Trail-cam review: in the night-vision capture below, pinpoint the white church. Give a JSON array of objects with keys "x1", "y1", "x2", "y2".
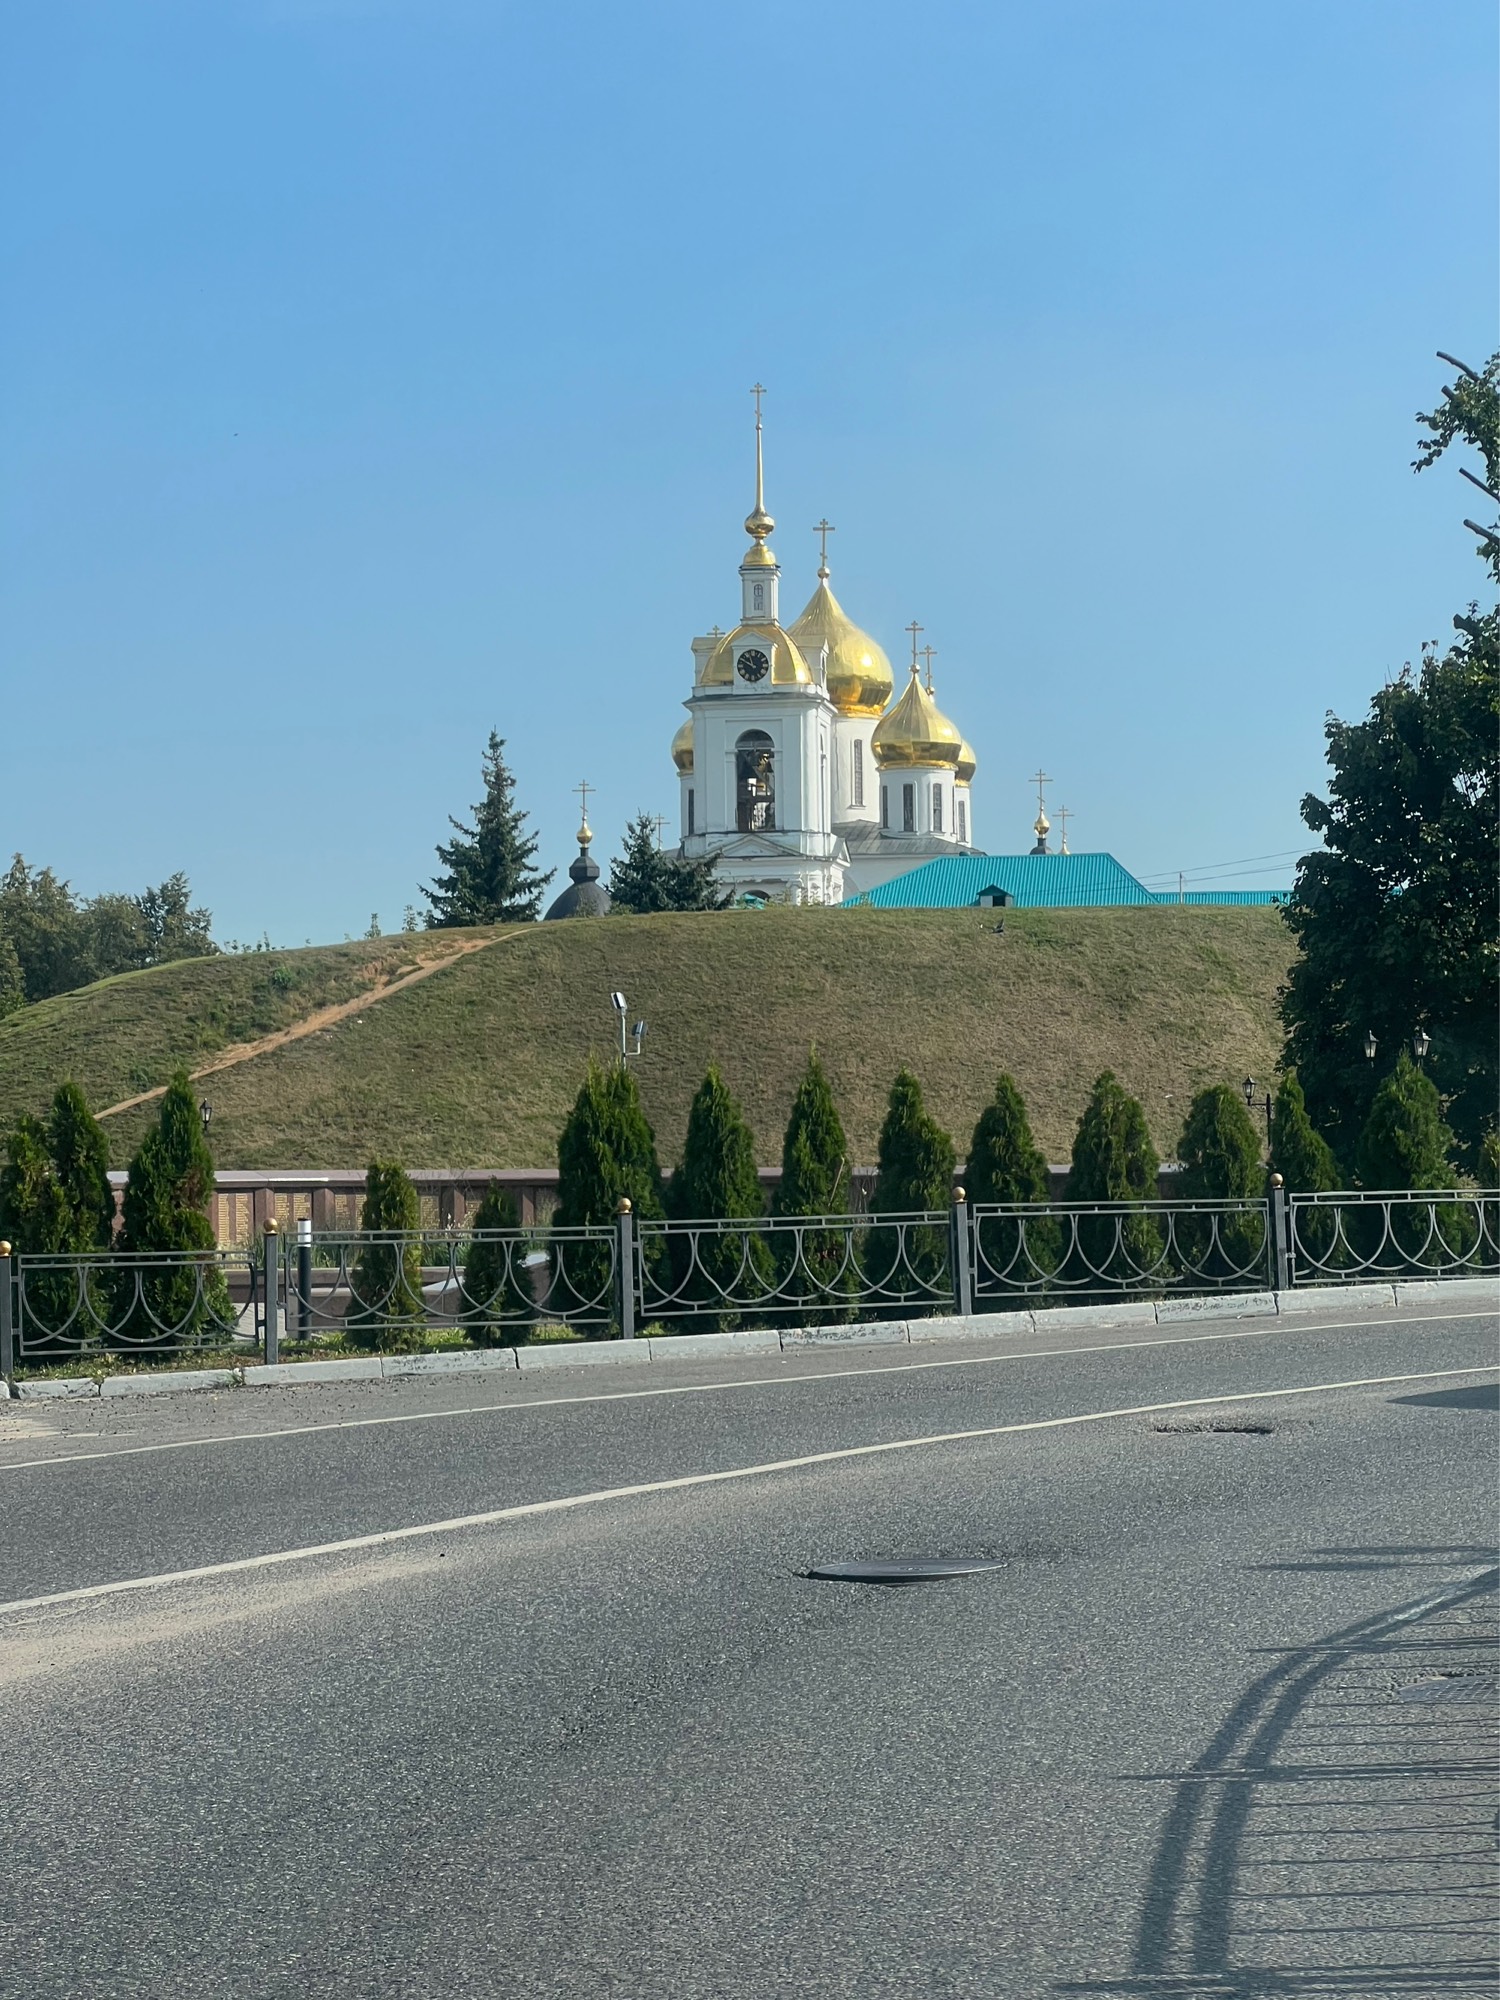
[{"x1": 670, "y1": 399, "x2": 981, "y2": 904}]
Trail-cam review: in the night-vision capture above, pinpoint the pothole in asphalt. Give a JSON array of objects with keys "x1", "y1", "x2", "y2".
[
  {"x1": 1396, "y1": 1671, "x2": 1498, "y2": 1703},
  {"x1": 802, "y1": 1559, "x2": 1005, "y2": 1586},
  {"x1": 1152, "y1": 1417, "x2": 1275, "y2": 1435}
]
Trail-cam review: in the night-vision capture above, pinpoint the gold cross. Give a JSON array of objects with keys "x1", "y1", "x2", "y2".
[
  {"x1": 1031, "y1": 768, "x2": 1051, "y2": 815},
  {"x1": 573, "y1": 778, "x2": 592, "y2": 824},
  {"x1": 905, "y1": 620, "x2": 924, "y2": 671},
  {"x1": 921, "y1": 644, "x2": 937, "y2": 693},
  {"x1": 1057, "y1": 804, "x2": 1072, "y2": 853},
  {"x1": 751, "y1": 382, "x2": 766, "y2": 422},
  {"x1": 814, "y1": 518, "x2": 835, "y2": 568}
]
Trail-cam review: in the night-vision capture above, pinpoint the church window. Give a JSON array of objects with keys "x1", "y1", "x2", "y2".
[
  {"x1": 932, "y1": 785, "x2": 943, "y2": 834},
  {"x1": 687, "y1": 789, "x2": 695, "y2": 835},
  {"x1": 880, "y1": 785, "x2": 889, "y2": 830},
  {"x1": 902, "y1": 783, "x2": 915, "y2": 833},
  {"x1": 852, "y1": 739, "x2": 865, "y2": 808},
  {"x1": 957, "y1": 798, "x2": 967, "y2": 845},
  {"x1": 735, "y1": 730, "x2": 776, "y2": 833},
  {"x1": 752, "y1": 582, "x2": 764, "y2": 611}
]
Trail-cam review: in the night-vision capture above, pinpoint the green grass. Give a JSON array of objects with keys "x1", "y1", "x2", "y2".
[{"x1": 0, "y1": 904, "x2": 1295, "y2": 1169}]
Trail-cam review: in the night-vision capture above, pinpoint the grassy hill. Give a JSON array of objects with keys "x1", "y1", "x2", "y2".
[{"x1": 0, "y1": 906, "x2": 1294, "y2": 1170}]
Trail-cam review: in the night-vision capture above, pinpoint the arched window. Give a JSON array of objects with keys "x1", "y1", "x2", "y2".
[
  {"x1": 957, "y1": 798, "x2": 967, "y2": 845},
  {"x1": 932, "y1": 784, "x2": 943, "y2": 834},
  {"x1": 852, "y1": 739, "x2": 865, "y2": 808},
  {"x1": 752, "y1": 581, "x2": 764, "y2": 611},
  {"x1": 736, "y1": 730, "x2": 776, "y2": 833}
]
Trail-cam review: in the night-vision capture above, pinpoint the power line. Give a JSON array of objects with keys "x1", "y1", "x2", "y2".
[{"x1": 1137, "y1": 846, "x2": 1308, "y2": 885}]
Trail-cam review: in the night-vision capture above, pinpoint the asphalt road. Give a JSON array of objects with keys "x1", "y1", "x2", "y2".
[{"x1": 1, "y1": 1300, "x2": 1495, "y2": 1998}]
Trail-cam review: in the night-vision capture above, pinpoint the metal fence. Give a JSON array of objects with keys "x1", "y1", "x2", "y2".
[{"x1": 1, "y1": 1185, "x2": 1495, "y2": 1371}]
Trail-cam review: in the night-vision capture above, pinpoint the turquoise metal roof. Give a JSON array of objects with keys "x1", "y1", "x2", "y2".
[{"x1": 844, "y1": 854, "x2": 1288, "y2": 910}]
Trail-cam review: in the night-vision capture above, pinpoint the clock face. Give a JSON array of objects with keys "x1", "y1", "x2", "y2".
[{"x1": 736, "y1": 647, "x2": 770, "y2": 683}]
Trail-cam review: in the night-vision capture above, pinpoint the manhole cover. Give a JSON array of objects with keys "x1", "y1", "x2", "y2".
[
  {"x1": 1153, "y1": 1418, "x2": 1274, "y2": 1435},
  {"x1": 804, "y1": 1559, "x2": 1003, "y2": 1586}
]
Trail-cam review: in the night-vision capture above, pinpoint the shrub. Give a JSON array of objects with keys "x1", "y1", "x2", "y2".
[
  {"x1": 866, "y1": 1070, "x2": 955, "y2": 1309},
  {"x1": 351, "y1": 1161, "x2": 424, "y2": 1350},
  {"x1": 1175, "y1": 1085, "x2": 1267, "y2": 1281},
  {"x1": 551, "y1": 1060, "x2": 665, "y2": 1329},
  {"x1": 1271, "y1": 1071, "x2": 1340, "y2": 1192},
  {"x1": 965, "y1": 1073, "x2": 1058, "y2": 1298},
  {"x1": 1063, "y1": 1072, "x2": 1164, "y2": 1291},
  {"x1": 461, "y1": 1181, "x2": 533, "y2": 1344},
  {"x1": 666, "y1": 1068, "x2": 770, "y2": 1329},
  {"x1": 772, "y1": 1050, "x2": 855, "y2": 1322},
  {"x1": 1354, "y1": 1054, "x2": 1472, "y2": 1270},
  {"x1": 115, "y1": 1072, "x2": 232, "y2": 1348}
]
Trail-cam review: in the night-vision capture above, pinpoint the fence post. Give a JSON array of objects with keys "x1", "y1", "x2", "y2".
[
  {"x1": 0, "y1": 1242, "x2": 13, "y2": 1379},
  {"x1": 297, "y1": 1217, "x2": 312, "y2": 1341},
  {"x1": 951, "y1": 1190, "x2": 973, "y2": 1318},
  {"x1": 1268, "y1": 1175, "x2": 1292, "y2": 1294},
  {"x1": 264, "y1": 1218, "x2": 280, "y2": 1366},
  {"x1": 616, "y1": 1199, "x2": 636, "y2": 1341}
]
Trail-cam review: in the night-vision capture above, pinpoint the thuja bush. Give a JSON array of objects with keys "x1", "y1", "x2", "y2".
[
  {"x1": 965, "y1": 1073, "x2": 1059, "y2": 1299},
  {"x1": 865, "y1": 1070, "x2": 955, "y2": 1311},
  {"x1": 462, "y1": 1181, "x2": 533, "y2": 1344},
  {"x1": 114, "y1": 1072, "x2": 232, "y2": 1348},
  {"x1": 351, "y1": 1160, "x2": 425, "y2": 1350},
  {"x1": 551, "y1": 1060, "x2": 665, "y2": 1329},
  {"x1": 772, "y1": 1050, "x2": 855, "y2": 1323},
  {"x1": 1063, "y1": 1072, "x2": 1164, "y2": 1292},
  {"x1": 1353, "y1": 1055, "x2": 1474, "y2": 1271},
  {"x1": 665, "y1": 1068, "x2": 770, "y2": 1329},
  {"x1": 1175, "y1": 1085, "x2": 1267, "y2": 1281}
]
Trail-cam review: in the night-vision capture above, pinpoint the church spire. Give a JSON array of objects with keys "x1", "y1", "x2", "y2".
[
  {"x1": 743, "y1": 382, "x2": 774, "y2": 546},
  {"x1": 738, "y1": 383, "x2": 779, "y2": 623}
]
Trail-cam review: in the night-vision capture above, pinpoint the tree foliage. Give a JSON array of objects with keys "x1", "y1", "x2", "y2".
[
  {"x1": 1176, "y1": 1086, "x2": 1262, "y2": 1200},
  {"x1": 666, "y1": 1068, "x2": 769, "y2": 1326},
  {"x1": 771, "y1": 1050, "x2": 854, "y2": 1321},
  {"x1": 1064, "y1": 1072, "x2": 1163, "y2": 1289},
  {"x1": 965, "y1": 1073, "x2": 1058, "y2": 1298},
  {"x1": 351, "y1": 1160, "x2": 424, "y2": 1348},
  {"x1": 1356, "y1": 1052, "x2": 1458, "y2": 1192},
  {"x1": 552, "y1": 1060, "x2": 665, "y2": 1328},
  {"x1": 1282, "y1": 354, "x2": 1499, "y2": 1170},
  {"x1": 461, "y1": 1181, "x2": 532, "y2": 1344},
  {"x1": 609, "y1": 812, "x2": 729, "y2": 913},
  {"x1": 423, "y1": 731, "x2": 553, "y2": 926},
  {"x1": 116, "y1": 1072, "x2": 231, "y2": 1345},
  {"x1": 866, "y1": 1070, "x2": 955, "y2": 1308},
  {"x1": 0, "y1": 857, "x2": 214, "y2": 1007},
  {"x1": 1270, "y1": 1072, "x2": 1339, "y2": 1193}
]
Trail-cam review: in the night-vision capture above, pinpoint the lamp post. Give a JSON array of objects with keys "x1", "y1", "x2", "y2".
[
  {"x1": 1412, "y1": 1028, "x2": 1431, "y2": 1067},
  {"x1": 199, "y1": 1099, "x2": 213, "y2": 1133},
  {"x1": 609, "y1": 992, "x2": 647, "y2": 1062},
  {"x1": 1242, "y1": 1075, "x2": 1273, "y2": 1160},
  {"x1": 1363, "y1": 1030, "x2": 1378, "y2": 1064}
]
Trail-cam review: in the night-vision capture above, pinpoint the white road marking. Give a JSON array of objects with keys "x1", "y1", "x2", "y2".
[
  {"x1": 2, "y1": 1306, "x2": 1494, "y2": 1477},
  {"x1": 1, "y1": 1364, "x2": 1492, "y2": 1621}
]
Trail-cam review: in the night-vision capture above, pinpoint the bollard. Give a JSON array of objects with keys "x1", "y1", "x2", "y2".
[
  {"x1": 616, "y1": 1198, "x2": 635, "y2": 1341},
  {"x1": 950, "y1": 1190, "x2": 973, "y2": 1317},
  {"x1": 0, "y1": 1240, "x2": 12, "y2": 1379},
  {"x1": 297, "y1": 1216, "x2": 313, "y2": 1342},
  {"x1": 264, "y1": 1218, "x2": 280, "y2": 1366},
  {"x1": 1267, "y1": 1174, "x2": 1292, "y2": 1294}
]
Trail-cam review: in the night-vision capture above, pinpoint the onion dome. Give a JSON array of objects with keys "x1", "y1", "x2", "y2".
[
  {"x1": 544, "y1": 820, "x2": 611, "y2": 920},
  {"x1": 671, "y1": 715, "x2": 694, "y2": 774},
  {"x1": 697, "y1": 624, "x2": 814, "y2": 688},
  {"x1": 956, "y1": 738, "x2": 977, "y2": 785},
  {"x1": 788, "y1": 572, "x2": 894, "y2": 718},
  {"x1": 871, "y1": 666, "x2": 964, "y2": 769}
]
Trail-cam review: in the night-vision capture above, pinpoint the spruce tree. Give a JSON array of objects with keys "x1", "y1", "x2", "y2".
[
  {"x1": 422, "y1": 731, "x2": 553, "y2": 927},
  {"x1": 461, "y1": 1181, "x2": 532, "y2": 1344},
  {"x1": 1175, "y1": 1084, "x2": 1267, "y2": 1281},
  {"x1": 665, "y1": 1069, "x2": 769, "y2": 1328},
  {"x1": 351, "y1": 1161, "x2": 425, "y2": 1349},
  {"x1": 609, "y1": 811, "x2": 729, "y2": 913},
  {"x1": 966, "y1": 1074, "x2": 1058, "y2": 1298},
  {"x1": 772, "y1": 1051, "x2": 854, "y2": 1322},
  {"x1": 552, "y1": 1060, "x2": 665, "y2": 1328},
  {"x1": 0, "y1": 934, "x2": 23, "y2": 1019},
  {"x1": 866, "y1": 1070, "x2": 955, "y2": 1310},
  {"x1": 1271, "y1": 1071, "x2": 1340, "y2": 1192},
  {"x1": 116, "y1": 1072, "x2": 231, "y2": 1348},
  {"x1": 1064, "y1": 1073, "x2": 1164, "y2": 1293}
]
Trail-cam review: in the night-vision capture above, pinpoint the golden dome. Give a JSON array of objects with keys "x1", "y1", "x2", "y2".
[
  {"x1": 871, "y1": 668, "x2": 965, "y2": 769},
  {"x1": 670, "y1": 715, "x2": 694, "y2": 773},
  {"x1": 788, "y1": 576, "x2": 894, "y2": 718},
  {"x1": 697, "y1": 622, "x2": 815, "y2": 688},
  {"x1": 956, "y1": 738, "x2": 977, "y2": 784},
  {"x1": 740, "y1": 541, "x2": 776, "y2": 570}
]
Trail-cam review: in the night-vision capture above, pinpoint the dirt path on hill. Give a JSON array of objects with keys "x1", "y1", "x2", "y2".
[{"x1": 97, "y1": 934, "x2": 507, "y2": 1121}]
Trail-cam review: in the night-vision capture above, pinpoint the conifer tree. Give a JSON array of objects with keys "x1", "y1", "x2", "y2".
[
  {"x1": 771, "y1": 1050, "x2": 854, "y2": 1321},
  {"x1": 1270, "y1": 1072, "x2": 1340, "y2": 1193},
  {"x1": 49, "y1": 1082, "x2": 113, "y2": 1251},
  {"x1": 461, "y1": 1181, "x2": 532, "y2": 1344},
  {"x1": 609, "y1": 811, "x2": 729, "y2": 913},
  {"x1": 966, "y1": 1074, "x2": 1058, "y2": 1298},
  {"x1": 1064, "y1": 1072, "x2": 1164, "y2": 1291},
  {"x1": 866, "y1": 1070, "x2": 955, "y2": 1310},
  {"x1": 422, "y1": 731, "x2": 553, "y2": 927},
  {"x1": 1175, "y1": 1084, "x2": 1266, "y2": 1281},
  {"x1": 1357, "y1": 1054, "x2": 1458, "y2": 1192},
  {"x1": 0, "y1": 1114, "x2": 65, "y2": 1254},
  {"x1": 665, "y1": 1069, "x2": 769, "y2": 1327},
  {"x1": 552, "y1": 1060, "x2": 665, "y2": 1328},
  {"x1": 116, "y1": 1072, "x2": 232, "y2": 1347},
  {"x1": 0, "y1": 935, "x2": 23, "y2": 1019},
  {"x1": 351, "y1": 1160, "x2": 424, "y2": 1348}
]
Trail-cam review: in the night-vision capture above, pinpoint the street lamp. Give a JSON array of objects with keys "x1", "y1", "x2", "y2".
[
  {"x1": 1242, "y1": 1075, "x2": 1273, "y2": 1157},
  {"x1": 1363, "y1": 1030, "x2": 1378, "y2": 1063},
  {"x1": 609, "y1": 993, "x2": 647, "y2": 1060},
  {"x1": 199, "y1": 1099, "x2": 212, "y2": 1132},
  {"x1": 1412, "y1": 1028, "x2": 1431, "y2": 1065}
]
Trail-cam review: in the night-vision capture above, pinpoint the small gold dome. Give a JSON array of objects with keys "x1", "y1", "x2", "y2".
[
  {"x1": 697, "y1": 622, "x2": 815, "y2": 688},
  {"x1": 788, "y1": 576, "x2": 894, "y2": 718},
  {"x1": 740, "y1": 541, "x2": 777, "y2": 570},
  {"x1": 671, "y1": 715, "x2": 694, "y2": 773},
  {"x1": 871, "y1": 669, "x2": 965, "y2": 769},
  {"x1": 956, "y1": 738, "x2": 977, "y2": 784}
]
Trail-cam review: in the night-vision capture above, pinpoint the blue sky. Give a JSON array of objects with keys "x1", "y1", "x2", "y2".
[{"x1": 3, "y1": 0, "x2": 1494, "y2": 941}]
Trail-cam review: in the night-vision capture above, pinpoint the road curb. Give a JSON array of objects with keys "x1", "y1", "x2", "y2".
[{"x1": 5, "y1": 1277, "x2": 1488, "y2": 1402}]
